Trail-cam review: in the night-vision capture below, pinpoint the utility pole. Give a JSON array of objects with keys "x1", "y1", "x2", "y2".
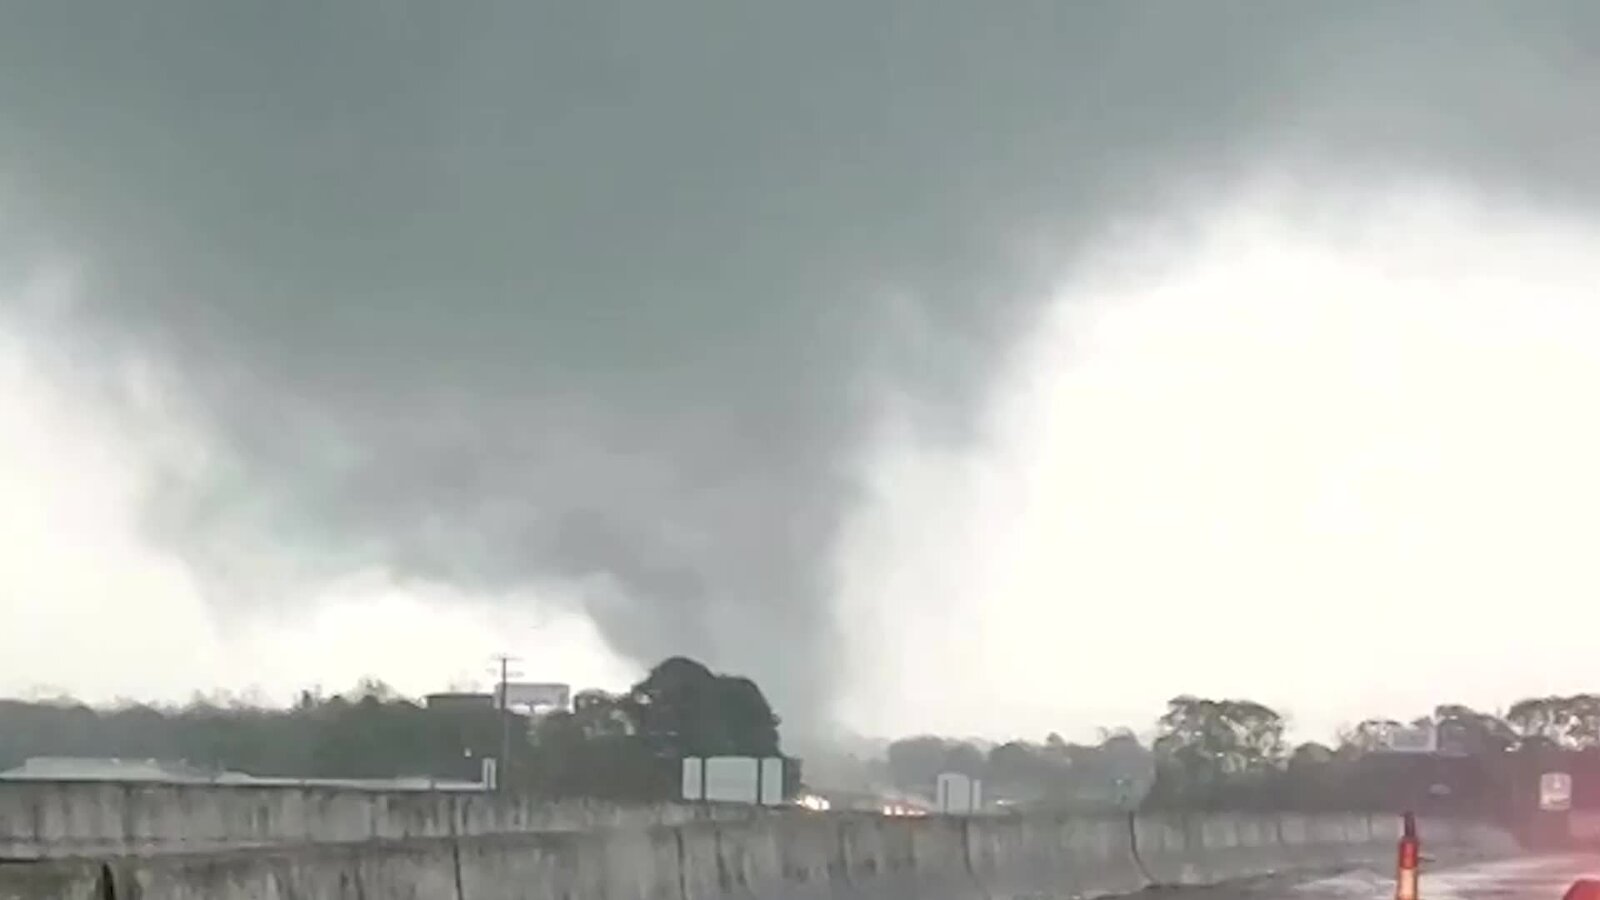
[
  {"x1": 491, "y1": 653, "x2": 520, "y2": 793},
  {"x1": 487, "y1": 619, "x2": 547, "y2": 794}
]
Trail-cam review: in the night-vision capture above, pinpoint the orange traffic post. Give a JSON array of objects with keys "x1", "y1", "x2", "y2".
[{"x1": 1396, "y1": 811, "x2": 1420, "y2": 900}]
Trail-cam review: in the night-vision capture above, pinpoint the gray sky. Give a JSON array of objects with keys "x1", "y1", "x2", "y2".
[{"x1": 3, "y1": 3, "x2": 1600, "y2": 741}]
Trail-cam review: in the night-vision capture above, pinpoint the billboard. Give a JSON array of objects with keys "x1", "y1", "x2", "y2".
[
  {"x1": 681, "y1": 756, "x2": 787, "y2": 806},
  {"x1": 496, "y1": 682, "x2": 570, "y2": 712},
  {"x1": 935, "y1": 772, "x2": 982, "y2": 814}
]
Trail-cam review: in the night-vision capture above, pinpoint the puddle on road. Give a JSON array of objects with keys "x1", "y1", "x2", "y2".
[{"x1": 1289, "y1": 868, "x2": 1391, "y2": 897}]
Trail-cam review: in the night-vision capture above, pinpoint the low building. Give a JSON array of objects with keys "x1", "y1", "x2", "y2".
[
  {"x1": 0, "y1": 756, "x2": 226, "y2": 782},
  {"x1": 0, "y1": 756, "x2": 488, "y2": 792}
]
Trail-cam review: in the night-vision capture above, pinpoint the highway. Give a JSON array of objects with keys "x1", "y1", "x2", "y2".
[
  {"x1": 1121, "y1": 856, "x2": 1600, "y2": 900},
  {"x1": 1283, "y1": 856, "x2": 1600, "y2": 900}
]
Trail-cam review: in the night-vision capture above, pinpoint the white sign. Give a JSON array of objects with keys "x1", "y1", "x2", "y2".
[
  {"x1": 497, "y1": 682, "x2": 570, "y2": 711},
  {"x1": 705, "y1": 757, "x2": 758, "y2": 803},
  {"x1": 935, "y1": 772, "x2": 982, "y2": 814},
  {"x1": 1540, "y1": 772, "x2": 1572, "y2": 811},
  {"x1": 760, "y1": 757, "x2": 785, "y2": 806},
  {"x1": 681, "y1": 758, "x2": 703, "y2": 800},
  {"x1": 681, "y1": 756, "x2": 787, "y2": 806}
]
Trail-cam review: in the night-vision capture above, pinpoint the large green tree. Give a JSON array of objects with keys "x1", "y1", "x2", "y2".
[
  {"x1": 522, "y1": 656, "x2": 789, "y2": 801},
  {"x1": 1154, "y1": 696, "x2": 1286, "y2": 774},
  {"x1": 1338, "y1": 718, "x2": 1405, "y2": 755},
  {"x1": 626, "y1": 656, "x2": 781, "y2": 758},
  {"x1": 1149, "y1": 696, "x2": 1286, "y2": 807},
  {"x1": 1430, "y1": 704, "x2": 1517, "y2": 755},
  {"x1": 885, "y1": 736, "x2": 984, "y2": 794},
  {"x1": 1507, "y1": 694, "x2": 1600, "y2": 748}
]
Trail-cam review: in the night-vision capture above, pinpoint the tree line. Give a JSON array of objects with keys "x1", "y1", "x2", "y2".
[
  {"x1": 0, "y1": 656, "x2": 791, "y2": 803},
  {"x1": 1145, "y1": 693, "x2": 1600, "y2": 811},
  {"x1": 880, "y1": 694, "x2": 1600, "y2": 814},
  {"x1": 6, "y1": 675, "x2": 1597, "y2": 811},
  {"x1": 872, "y1": 729, "x2": 1154, "y2": 812}
]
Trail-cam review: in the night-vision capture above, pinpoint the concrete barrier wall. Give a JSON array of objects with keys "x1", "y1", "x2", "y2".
[
  {"x1": 1570, "y1": 810, "x2": 1600, "y2": 842},
  {"x1": 1134, "y1": 812, "x2": 1387, "y2": 886},
  {"x1": 1414, "y1": 816, "x2": 1521, "y2": 856},
  {"x1": 967, "y1": 813, "x2": 1145, "y2": 899},
  {"x1": 0, "y1": 781, "x2": 741, "y2": 859},
  {"x1": 0, "y1": 859, "x2": 104, "y2": 900},
  {"x1": 0, "y1": 809, "x2": 1516, "y2": 900}
]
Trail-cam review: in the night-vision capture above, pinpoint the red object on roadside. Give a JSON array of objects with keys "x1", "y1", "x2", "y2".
[
  {"x1": 1396, "y1": 812, "x2": 1420, "y2": 900},
  {"x1": 1563, "y1": 880, "x2": 1600, "y2": 900}
]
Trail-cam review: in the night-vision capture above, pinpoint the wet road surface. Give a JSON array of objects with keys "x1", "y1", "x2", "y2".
[
  {"x1": 1280, "y1": 851, "x2": 1600, "y2": 900},
  {"x1": 1120, "y1": 855, "x2": 1600, "y2": 900},
  {"x1": 1289, "y1": 856, "x2": 1600, "y2": 900}
]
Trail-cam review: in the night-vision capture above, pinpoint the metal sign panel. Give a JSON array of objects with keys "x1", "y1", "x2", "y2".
[
  {"x1": 704, "y1": 757, "x2": 760, "y2": 803},
  {"x1": 760, "y1": 757, "x2": 785, "y2": 806},
  {"x1": 681, "y1": 758, "x2": 704, "y2": 801},
  {"x1": 1541, "y1": 772, "x2": 1572, "y2": 811},
  {"x1": 497, "y1": 682, "x2": 571, "y2": 711},
  {"x1": 681, "y1": 756, "x2": 787, "y2": 806},
  {"x1": 935, "y1": 772, "x2": 982, "y2": 814}
]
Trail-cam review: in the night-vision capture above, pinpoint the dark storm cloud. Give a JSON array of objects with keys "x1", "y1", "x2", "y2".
[{"x1": 2, "y1": 2, "x2": 1598, "y2": 726}]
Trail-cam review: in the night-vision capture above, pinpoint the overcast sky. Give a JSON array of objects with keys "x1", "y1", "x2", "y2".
[{"x1": 3, "y1": 3, "x2": 1600, "y2": 744}]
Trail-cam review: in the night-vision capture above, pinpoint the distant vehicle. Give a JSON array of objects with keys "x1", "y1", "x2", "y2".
[
  {"x1": 880, "y1": 802, "x2": 928, "y2": 818},
  {"x1": 793, "y1": 792, "x2": 831, "y2": 812}
]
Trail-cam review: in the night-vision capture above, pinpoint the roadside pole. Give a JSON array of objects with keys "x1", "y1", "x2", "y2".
[{"x1": 1396, "y1": 811, "x2": 1420, "y2": 900}]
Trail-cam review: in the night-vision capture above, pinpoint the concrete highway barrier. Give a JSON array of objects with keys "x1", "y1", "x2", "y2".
[
  {"x1": 0, "y1": 803, "x2": 1517, "y2": 900},
  {"x1": 967, "y1": 812, "x2": 1146, "y2": 899},
  {"x1": 1136, "y1": 812, "x2": 1380, "y2": 885},
  {"x1": 0, "y1": 781, "x2": 737, "y2": 859}
]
